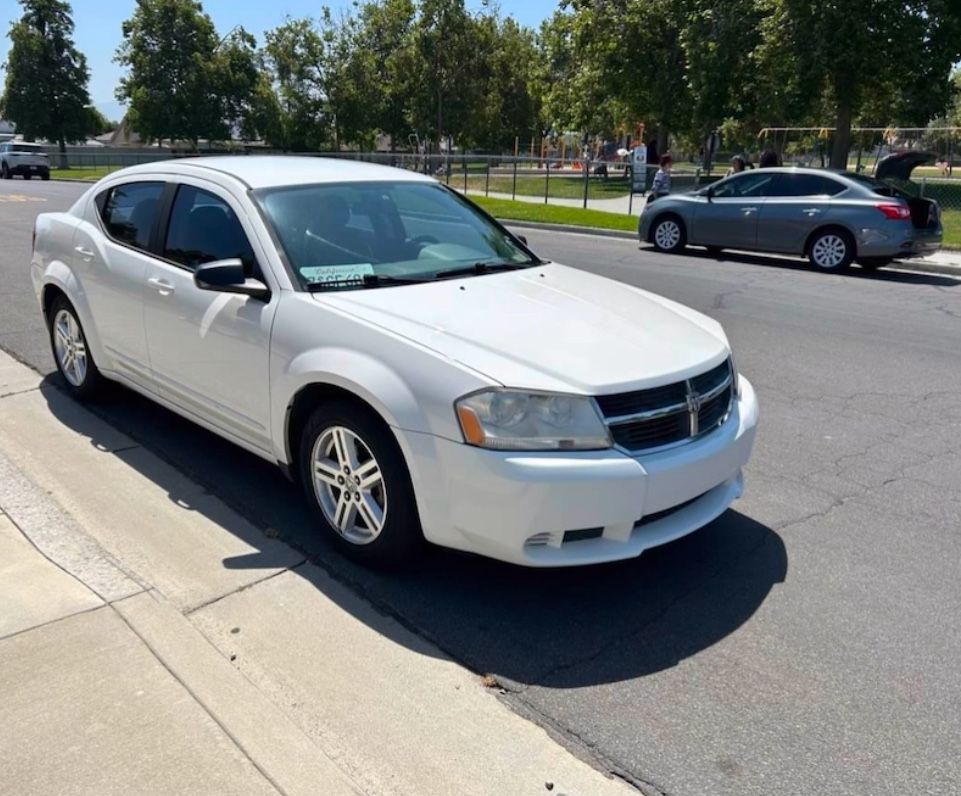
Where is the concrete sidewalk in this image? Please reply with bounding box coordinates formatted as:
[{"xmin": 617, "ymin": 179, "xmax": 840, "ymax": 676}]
[{"xmin": 0, "ymin": 350, "xmax": 636, "ymax": 796}]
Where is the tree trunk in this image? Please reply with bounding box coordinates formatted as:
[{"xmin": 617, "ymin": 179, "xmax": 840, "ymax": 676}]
[
  {"xmin": 58, "ymin": 136, "xmax": 68, "ymax": 170},
  {"xmin": 656, "ymin": 125, "xmax": 669, "ymax": 157},
  {"xmin": 830, "ymin": 102, "xmax": 852, "ymax": 170}
]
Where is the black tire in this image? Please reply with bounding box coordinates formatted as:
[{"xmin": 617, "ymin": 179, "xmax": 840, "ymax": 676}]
[
  {"xmin": 47, "ymin": 295, "xmax": 108, "ymax": 400},
  {"xmin": 41, "ymin": 171, "xmax": 50, "ymax": 181},
  {"xmin": 298, "ymin": 399, "xmax": 423, "ymax": 566},
  {"xmin": 857, "ymin": 257, "xmax": 892, "ymax": 272},
  {"xmin": 1, "ymin": 163, "xmax": 9, "ymax": 179},
  {"xmin": 650, "ymin": 214, "xmax": 687, "ymax": 253},
  {"xmin": 807, "ymin": 228, "xmax": 855, "ymax": 271}
]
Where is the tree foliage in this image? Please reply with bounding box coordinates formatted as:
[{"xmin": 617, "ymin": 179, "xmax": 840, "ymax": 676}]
[
  {"xmin": 115, "ymin": 0, "xmax": 260, "ymax": 147},
  {"xmin": 1, "ymin": 0, "xmax": 91, "ymax": 155}
]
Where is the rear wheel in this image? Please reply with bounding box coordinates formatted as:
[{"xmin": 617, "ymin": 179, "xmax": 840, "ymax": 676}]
[
  {"xmin": 48, "ymin": 296, "xmax": 107, "ymax": 400},
  {"xmin": 651, "ymin": 215, "xmax": 686, "ymax": 253},
  {"xmin": 298, "ymin": 400, "xmax": 423, "ymax": 566},
  {"xmin": 808, "ymin": 229, "xmax": 854, "ymax": 271},
  {"xmin": 857, "ymin": 257, "xmax": 892, "ymax": 272}
]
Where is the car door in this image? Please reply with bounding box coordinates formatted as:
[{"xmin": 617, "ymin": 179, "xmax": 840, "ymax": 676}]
[
  {"xmin": 71, "ymin": 180, "xmax": 166, "ymax": 389},
  {"xmin": 756, "ymin": 173, "xmax": 846, "ymax": 253},
  {"xmin": 691, "ymin": 171, "xmax": 777, "ymax": 249},
  {"xmin": 142, "ymin": 181, "xmax": 277, "ymax": 453}
]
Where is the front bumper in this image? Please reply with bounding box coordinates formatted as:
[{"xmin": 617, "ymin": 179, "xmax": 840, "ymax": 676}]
[{"xmin": 404, "ymin": 376, "xmax": 759, "ymax": 567}]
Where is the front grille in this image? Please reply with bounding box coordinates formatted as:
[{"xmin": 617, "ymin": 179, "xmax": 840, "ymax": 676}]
[
  {"xmin": 597, "ymin": 359, "xmax": 734, "ymax": 454},
  {"xmin": 610, "ymin": 411, "xmax": 689, "ymax": 450}
]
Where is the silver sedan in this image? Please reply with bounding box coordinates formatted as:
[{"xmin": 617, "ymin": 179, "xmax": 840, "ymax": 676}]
[{"xmin": 638, "ymin": 166, "xmax": 942, "ymax": 272}]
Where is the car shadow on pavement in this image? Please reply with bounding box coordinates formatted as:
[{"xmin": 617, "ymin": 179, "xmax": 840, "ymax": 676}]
[
  {"xmin": 642, "ymin": 245, "xmax": 961, "ymax": 286},
  {"xmin": 41, "ymin": 375, "xmax": 787, "ymax": 689}
]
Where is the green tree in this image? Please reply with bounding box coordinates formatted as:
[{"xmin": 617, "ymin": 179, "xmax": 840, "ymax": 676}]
[
  {"xmin": 84, "ymin": 105, "xmax": 114, "ymax": 136},
  {"xmin": 757, "ymin": 0, "xmax": 961, "ymax": 168},
  {"xmin": 349, "ymin": 0, "xmax": 419, "ymax": 151},
  {"xmin": 411, "ymin": 0, "xmax": 483, "ymax": 151},
  {"xmin": 116, "ymin": 0, "xmax": 259, "ymax": 148},
  {"xmin": 261, "ymin": 17, "xmax": 327, "ymax": 150},
  {"xmin": 1, "ymin": 0, "xmax": 91, "ymax": 165}
]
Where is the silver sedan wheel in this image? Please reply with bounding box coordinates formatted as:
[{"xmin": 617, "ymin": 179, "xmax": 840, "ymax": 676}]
[
  {"xmin": 53, "ymin": 309, "xmax": 88, "ymax": 387},
  {"xmin": 654, "ymin": 219, "xmax": 681, "ymax": 250},
  {"xmin": 811, "ymin": 234, "xmax": 848, "ymax": 269},
  {"xmin": 311, "ymin": 426, "xmax": 387, "ymax": 545}
]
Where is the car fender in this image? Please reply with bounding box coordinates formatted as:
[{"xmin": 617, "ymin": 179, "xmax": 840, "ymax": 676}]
[
  {"xmin": 37, "ymin": 261, "xmax": 109, "ymax": 369},
  {"xmin": 274, "ymin": 345, "xmax": 454, "ymax": 464}
]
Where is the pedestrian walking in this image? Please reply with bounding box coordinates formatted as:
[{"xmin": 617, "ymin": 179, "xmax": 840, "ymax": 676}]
[{"xmin": 648, "ymin": 155, "xmax": 672, "ymax": 202}]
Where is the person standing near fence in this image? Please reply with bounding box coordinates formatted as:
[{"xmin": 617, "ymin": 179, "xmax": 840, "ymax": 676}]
[{"xmin": 648, "ymin": 155, "xmax": 672, "ymax": 202}]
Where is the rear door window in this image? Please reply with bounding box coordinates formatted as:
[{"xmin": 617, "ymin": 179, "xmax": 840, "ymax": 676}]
[
  {"xmin": 770, "ymin": 173, "xmax": 845, "ymax": 197},
  {"xmin": 712, "ymin": 172, "xmax": 778, "ymax": 198},
  {"xmin": 98, "ymin": 182, "xmax": 165, "ymax": 251},
  {"xmin": 163, "ymin": 185, "xmax": 257, "ymax": 273}
]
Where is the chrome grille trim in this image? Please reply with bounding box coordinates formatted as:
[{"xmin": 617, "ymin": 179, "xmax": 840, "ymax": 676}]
[{"xmin": 594, "ymin": 359, "xmax": 735, "ymax": 455}]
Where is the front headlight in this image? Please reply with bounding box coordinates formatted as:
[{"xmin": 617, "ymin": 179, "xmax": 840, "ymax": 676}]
[{"xmin": 456, "ymin": 390, "xmax": 612, "ymax": 451}]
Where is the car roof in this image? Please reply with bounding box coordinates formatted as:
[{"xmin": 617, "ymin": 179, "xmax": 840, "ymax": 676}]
[{"xmin": 114, "ymin": 155, "xmax": 436, "ymax": 190}]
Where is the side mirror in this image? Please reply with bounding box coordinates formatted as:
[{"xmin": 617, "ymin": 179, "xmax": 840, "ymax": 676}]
[
  {"xmin": 517, "ymin": 234, "xmax": 528, "ymax": 245},
  {"xmin": 706, "ymin": 186, "xmax": 715, "ymax": 202},
  {"xmin": 194, "ymin": 258, "xmax": 270, "ymax": 300}
]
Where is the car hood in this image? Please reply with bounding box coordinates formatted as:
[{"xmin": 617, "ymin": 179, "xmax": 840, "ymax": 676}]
[
  {"xmin": 317, "ymin": 264, "xmax": 730, "ymax": 395},
  {"xmin": 875, "ymin": 150, "xmax": 934, "ymax": 182}
]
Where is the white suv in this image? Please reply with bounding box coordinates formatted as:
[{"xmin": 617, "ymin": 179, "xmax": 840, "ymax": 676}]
[
  {"xmin": 31, "ymin": 156, "xmax": 758, "ymax": 567},
  {"xmin": 1, "ymin": 141, "xmax": 50, "ymax": 180}
]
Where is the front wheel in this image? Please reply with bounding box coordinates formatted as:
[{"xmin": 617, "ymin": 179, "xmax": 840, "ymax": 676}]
[
  {"xmin": 298, "ymin": 400, "xmax": 423, "ymax": 566},
  {"xmin": 41, "ymin": 171, "xmax": 50, "ymax": 181},
  {"xmin": 650, "ymin": 215, "xmax": 686, "ymax": 253},
  {"xmin": 1, "ymin": 163, "xmax": 9, "ymax": 179},
  {"xmin": 48, "ymin": 296, "xmax": 107, "ymax": 399},
  {"xmin": 808, "ymin": 229, "xmax": 854, "ymax": 271}
]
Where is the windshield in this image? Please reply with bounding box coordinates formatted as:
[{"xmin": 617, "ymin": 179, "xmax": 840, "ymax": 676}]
[{"xmin": 255, "ymin": 181, "xmax": 536, "ymax": 289}]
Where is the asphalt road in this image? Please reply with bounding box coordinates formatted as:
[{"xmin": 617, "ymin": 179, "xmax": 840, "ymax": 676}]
[{"xmin": 3, "ymin": 179, "xmax": 961, "ymax": 796}]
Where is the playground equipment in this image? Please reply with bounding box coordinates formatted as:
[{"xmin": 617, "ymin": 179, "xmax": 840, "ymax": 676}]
[{"xmin": 757, "ymin": 126, "xmax": 961, "ymax": 175}]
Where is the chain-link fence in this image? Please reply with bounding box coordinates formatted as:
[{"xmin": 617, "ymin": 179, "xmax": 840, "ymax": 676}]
[{"xmin": 31, "ymin": 147, "xmax": 712, "ymax": 216}]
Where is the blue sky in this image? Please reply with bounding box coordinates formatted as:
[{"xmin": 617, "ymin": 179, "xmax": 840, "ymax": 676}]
[{"xmin": 1, "ymin": 0, "xmax": 559, "ymax": 121}]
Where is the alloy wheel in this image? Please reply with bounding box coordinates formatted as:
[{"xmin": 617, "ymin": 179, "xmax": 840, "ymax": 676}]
[
  {"xmin": 654, "ymin": 219, "xmax": 681, "ymax": 250},
  {"xmin": 811, "ymin": 234, "xmax": 848, "ymax": 269},
  {"xmin": 311, "ymin": 425, "xmax": 387, "ymax": 545},
  {"xmin": 53, "ymin": 308, "xmax": 88, "ymax": 387}
]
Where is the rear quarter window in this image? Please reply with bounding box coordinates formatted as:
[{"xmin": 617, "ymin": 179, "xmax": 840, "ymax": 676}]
[{"xmin": 97, "ymin": 182, "xmax": 165, "ymax": 251}]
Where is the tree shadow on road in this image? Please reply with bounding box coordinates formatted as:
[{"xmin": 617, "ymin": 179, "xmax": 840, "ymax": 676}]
[{"xmin": 41, "ymin": 375, "xmax": 787, "ymax": 689}]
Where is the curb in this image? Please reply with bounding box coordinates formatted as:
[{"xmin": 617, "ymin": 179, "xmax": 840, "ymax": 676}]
[{"xmin": 500, "ymin": 219, "xmax": 961, "ymax": 278}]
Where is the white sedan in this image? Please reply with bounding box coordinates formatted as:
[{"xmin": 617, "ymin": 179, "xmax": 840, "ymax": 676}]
[{"xmin": 31, "ymin": 156, "xmax": 758, "ymax": 567}]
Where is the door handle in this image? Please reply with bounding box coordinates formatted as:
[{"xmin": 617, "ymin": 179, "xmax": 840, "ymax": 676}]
[
  {"xmin": 74, "ymin": 245, "xmax": 95, "ymax": 259},
  {"xmin": 742, "ymin": 207, "xmax": 758, "ymax": 214},
  {"xmin": 802, "ymin": 208, "xmax": 822, "ymax": 215},
  {"xmin": 147, "ymin": 277, "xmax": 175, "ymax": 294}
]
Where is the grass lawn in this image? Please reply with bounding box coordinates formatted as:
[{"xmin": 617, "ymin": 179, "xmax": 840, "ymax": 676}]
[
  {"xmin": 51, "ymin": 166, "xmax": 117, "ymax": 180},
  {"xmin": 471, "ymin": 195, "xmax": 637, "ymax": 233},
  {"xmin": 462, "ymin": 173, "xmax": 632, "ymax": 200}
]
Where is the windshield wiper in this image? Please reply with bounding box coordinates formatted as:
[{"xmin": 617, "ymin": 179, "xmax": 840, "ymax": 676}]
[
  {"xmin": 305, "ymin": 273, "xmax": 429, "ymax": 291},
  {"xmin": 432, "ymin": 261, "xmax": 537, "ymax": 280}
]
